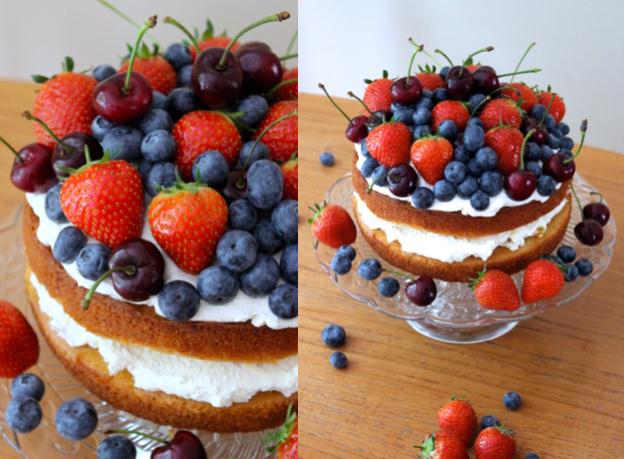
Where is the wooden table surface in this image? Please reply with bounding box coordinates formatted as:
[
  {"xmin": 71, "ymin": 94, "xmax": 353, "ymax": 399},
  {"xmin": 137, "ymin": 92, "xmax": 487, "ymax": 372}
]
[{"xmin": 299, "ymin": 93, "xmax": 624, "ymax": 458}]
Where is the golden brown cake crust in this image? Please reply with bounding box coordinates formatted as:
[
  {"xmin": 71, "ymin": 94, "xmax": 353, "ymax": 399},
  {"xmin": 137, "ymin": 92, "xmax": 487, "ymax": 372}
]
[
  {"xmin": 352, "ymin": 153, "xmax": 571, "ymax": 237},
  {"xmin": 354, "ymin": 195, "xmax": 571, "ymax": 282},
  {"xmin": 27, "ymin": 277, "xmax": 297, "ymax": 432},
  {"xmin": 23, "ymin": 205, "xmax": 296, "ymax": 363}
]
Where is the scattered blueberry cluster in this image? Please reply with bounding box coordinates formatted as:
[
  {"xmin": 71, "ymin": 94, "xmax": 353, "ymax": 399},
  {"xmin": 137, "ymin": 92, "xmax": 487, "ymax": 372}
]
[
  {"xmin": 321, "ymin": 323, "xmax": 348, "ymax": 369},
  {"xmin": 320, "ymin": 151, "xmax": 335, "ymax": 167},
  {"xmin": 546, "ymin": 244, "xmax": 593, "ymax": 282},
  {"xmin": 503, "ymin": 391, "xmax": 522, "ymax": 411}
]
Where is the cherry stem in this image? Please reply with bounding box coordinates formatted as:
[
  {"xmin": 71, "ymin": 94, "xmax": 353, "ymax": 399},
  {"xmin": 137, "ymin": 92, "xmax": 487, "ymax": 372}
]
[
  {"xmin": 21, "ymin": 111, "xmax": 72, "ymax": 152},
  {"xmin": 105, "ymin": 429, "xmax": 167, "ymax": 444},
  {"xmin": 511, "ymin": 42, "xmax": 536, "ymax": 83},
  {"xmin": 286, "ymin": 30, "xmax": 298, "ymax": 56},
  {"xmin": 347, "ymin": 91, "xmax": 373, "ymax": 115},
  {"xmin": 564, "ymin": 119, "xmax": 587, "ymax": 163},
  {"xmin": 266, "ymin": 77, "xmax": 298, "ymax": 96},
  {"xmin": 463, "ymin": 46, "xmax": 494, "ymax": 66},
  {"xmin": 520, "ymin": 129, "xmax": 535, "ymax": 170},
  {"xmin": 405, "ymin": 42, "xmax": 424, "ymax": 85},
  {"xmin": 163, "ymin": 16, "xmax": 200, "ymax": 53},
  {"xmin": 279, "ymin": 53, "xmax": 298, "ymax": 61},
  {"xmin": 570, "ymin": 184, "xmax": 584, "ymax": 215},
  {"xmin": 123, "ymin": 16, "xmax": 158, "ymax": 94},
  {"xmin": 242, "ymin": 109, "xmax": 297, "ymax": 171},
  {"xmin": 82, "ymin": 265, "xmax": 136, "ymax": 310},
  {"xmin": 408, "ymin": 39, "xmax": 439, "ymax": 65},
  {"xmin": 318, "ymin": 83, "xmax": 350, "ymax": 122},
  {"xmin": 217, "ymin": 11, "xmax": 291, "ymax": 70},
  {"xmin": 97, "ymin": 0, "xmax": 159, "ymax": 45},
  {"xmin": 434, "ymin": 48, "xmax": 454, "ymax": 67},
  {"xmin": 0, "ymin": 136, "xmax": 21, "ymax": 162},
  {"xmin": 538, "ymin": 91, "xmax": 556, "ymax": 126},
  {"xmin": 497, "ymin": 68, "xmax": 541, "ymax": 78},
  {"xmin": 590, "ymin": 191, "xmax": 604, "ymax": 203}
]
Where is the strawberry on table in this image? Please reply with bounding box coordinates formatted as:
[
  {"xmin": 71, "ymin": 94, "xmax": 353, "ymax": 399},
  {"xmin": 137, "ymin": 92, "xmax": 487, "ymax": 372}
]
[
  {"xmin": 484, "ymin": 126, "xmax": 524, "ymax": 175},
  {"xmin": 309, "ymin": 203, "xmax": 357, "ymax": 249},
  {"xmin": 0, "ymin": 300, "xmax": 39, "ymax": 378},
  {"xmin": 282, "ymin": 154, "xmax": 298, "ymax": 200},
  {"xmin": 479, "ymin": 99, "xmax": 523, "ymax": 131},
  {"xmin": 501, "ymin": 82, "xmax": 537, "ymax": 112},
  {"xmin": 410, "ymin": 135, "xmax": 453, "ymax": 184},
  {"xmin": 363, "ymin": 72, "xmax": 393, "ymax": 112},
  {"xmin": 418, "ymin": 432, "xmax": 469, "ymax": 459},
  {"xmin": 432, "ymin": 100, "xmax": 470, "ymax": 131},
  {"xmin": 254, "ymin": 100, "xmax": 298, "ymax": 162},
  {"xmin": 366, "ymin": 122, "xmax": 412, "ymax": 167},
  {"xmin": 263, "ymin": 405, "xmax": 298, "ymax": 459},
  {"xmin": 521, "ymin": 259, "xmax": 565, "ymax": 303},
  {"xmin": 437, "ymin": 397, "xmax": 478, "ymax": 447},
  {"xmin": 119, "ymin": 44, "xmax": 177, "ymax": 94},
  {"xmin": 538, "ymin": 90, "xmax": 566, "ymax": 123},
  {"xmin": 470, "ymin": 269, "xmax": 520, "ymax": 311},
  {"xmin": 473, "ymin": 426, "xmax": 517, "ymax": 459}
]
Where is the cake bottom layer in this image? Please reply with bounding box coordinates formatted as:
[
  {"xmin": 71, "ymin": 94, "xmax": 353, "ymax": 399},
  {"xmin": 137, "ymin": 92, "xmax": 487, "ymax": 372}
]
[
  {"xmin": 354, "ymin": 195, "xmax": 572, "ymax": 282},
  {"xmin": 26, "ymin": 274, "xmax": 297, "ymax": 432}
]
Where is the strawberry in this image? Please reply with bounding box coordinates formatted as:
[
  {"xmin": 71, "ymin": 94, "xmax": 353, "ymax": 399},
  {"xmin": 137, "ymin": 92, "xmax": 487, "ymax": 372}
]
[
  {"xmin": 416, "ymin": 65, "xmax": 445, "ymax": 91},
  {"xmin": 474, "ymin": 426, "xmax": 516, "ymax": 459},
  {"xmin": 119, "ymin": 45, "xmax": 177, "ymax": 94},
  {"xmin": 437, "ymin": 398, "xmax": 478, "ymax": 447},
  {"xmin": 479, "ymin": 99, "xmax": 523, "ymax": 131},
  {"xmin": 470, "ymin": 269, "xmax": 520, "ymax": 311},
  {"xmin": 60, "ymin": 156, "xmax": 144, "ymax": 248},
  {"xmin": 148, "ymin": 181, "xmax": 228, "ymax": 274},
  {"xmin": 366, "ymin": 122, "xmax": 412, "ymax": 167},
  {"xmin": 274, "ymin": 67, "xmax": 298, "ymax": 101},
  {"xmin": 432, "ymin": 100, "xmax": 470, "ymax": 131},
  {"xmin": 538, "ymin": 90, "xmax": 566, "ymax": 123},
  {"xmin": 363, "ymin": 74, "xmax": 393, "ymax": 112},
  {"xmin": 263, "ymin": 405, "xmax": 298, "ymax": 459},
  {"xmin": 309, "ymin": 203, "xmax": 356, "ymax": 249},
  {"xmin": 501, "ymin": 82, "xmax": 538, "ymax": 112},
  {"xmin": 484, "ymin": 126, "xmax": 523, "ymax": 175},
  {"xmin": 282, "ymin": 155, "xmax": 298, "ymax": 200},
  {"xmin": 254, "ymin": 100, "xmax": 298, "ymax": 162},
  {"xmin": 419, "ymin": 432, "xmax": 468, "ymax": 459},
  {"xmin": 173, "ymin": 111, "xmax": 242, "ymax": 179},
  {"xmin": 0, "ymin": 301, "xmax": 39, "ymax": 378},
  {"xmin": 521, "ymin": 259, "xmax": 565, "ymax": 303},
  {"xmin": 32, "ymin": 58, "xmax": 97, "ymax": 149},
  {"xmin": 410, "ymin": 136, "xmax": 453, "ymax": 184}
]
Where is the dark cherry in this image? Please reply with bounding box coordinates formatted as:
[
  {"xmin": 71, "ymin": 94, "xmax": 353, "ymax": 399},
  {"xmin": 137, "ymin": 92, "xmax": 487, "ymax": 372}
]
[
  {"xmin": 405, "ymin": 275, "xmax": 437, "ymax": 306},
  {"xmin": 109, "ymin": 239, "xmax": 165, "ymax": 301},
  {"xmin": 345, "ymin": 115, "xmax": 369, "ymax": 143},
  {"xmin": 387, "ymin": 164, "xmax": 418, "ymax": 197},
  {"xmin": 222, "ymin": 170, "xmax": 248, "ymax": 203},
  {"xmin": 5, "ymin": 140, "xmax": 57, "ymax": 192},
  {"xmin": 472, "ymin": 65, "xmax": 499, "ymax": 94},
  {"xmin": 445, "ymin": 66, "xmax": 474, "ymax": 100},
  {"xmin": 192, "ymin": 47, "xmax": 243, "ymax": 109},
  {"xmin": 583, "ymin": 202, "xmax": 610, "ymax": 226},
  {"xmin": 504, "ymin": 170, "xmax": 537, "ymax": 201},
  {"xmin": 391, "ymin": 77, "xmax": 423, "ymax": 105},
  {"xmin": 523, "ymin": 118, "xmax": 548, "ymax": 145},
  {"xmin": 236, "ymin": 41, "xmax": 272, "ymax": 54},
  {"xmin": 574, "ymin": 219, "xmax": 604, "ymax": 246},
  {"xmin": 237, "ymin": 46, "xmax": 283, "ymax": 94},
  {"xmin": 52, "ymin": 133, "xmax": 103, "ymax": 177},
  {"xmin": 542, "ymin": 153, "xmax": 575, "ymax": 182},
  {"xmin": 151, "ymin": 431, "xmax": 207, "ymax": 459}
]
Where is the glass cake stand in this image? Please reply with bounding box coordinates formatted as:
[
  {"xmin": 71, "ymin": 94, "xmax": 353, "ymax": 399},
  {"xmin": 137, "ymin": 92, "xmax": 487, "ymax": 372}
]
[
  {"xmin": 313, "ymin": 174, "xmax": 616, "ymax": 344},
  {"xmin": 0, "ymin": 206, "xmax": 274, "ymax": 458}
]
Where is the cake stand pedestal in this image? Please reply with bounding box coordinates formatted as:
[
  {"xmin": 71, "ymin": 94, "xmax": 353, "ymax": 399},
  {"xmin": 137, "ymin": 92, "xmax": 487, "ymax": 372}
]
[{"xmin": 407, "ymin": 319, "xmax": 518, "ymax": 344}]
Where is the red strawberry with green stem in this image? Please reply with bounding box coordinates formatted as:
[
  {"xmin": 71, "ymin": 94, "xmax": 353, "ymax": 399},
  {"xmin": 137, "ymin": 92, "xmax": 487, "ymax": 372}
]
[
  {"xmin": 273, "ymin": 67, "xmax": 298, "ymax": 101},
  {"xmin": 437, "ymin": 397, "xmax": 478, "ymax": 447},
  {"xmin": 479, "ymin": 98, "xmax": 523, "ymax": 131},
  {"xmin": 521, "ymin": 259, "xmax": 565, "ymax": 303},
  {"xmin": 410, "ymin": 135, "xmax": 453, "ymax": 184},
  {"xmin": 363, "ymin": 70, "xmax": 393, "ymax": 113},
  {"xmin": 417, "ymin": 432, "xmax": 468, "ymax": 459},
  {"xmin": 501, "ymin": 82, "xmax": 537, "ymax": 111},
  {"xmin": 263, "ymin": 404, "xmax": 298, "ymax": 459},
  {"xmin": 282, "ymin": 154, "xmax": 298, "ymax": 200},
  {"xmin": 470, "ymin": 269, "xmax": 520, "ymax": 311},
  {"xmin": 474, "ymin": 426, "xmax": 516, "ymax": 459},
  {"xmin": 309, "ymin": 203, "xmax": 357, "ymax": 249},
  {"xmin": 119, "ymin": 43, "xmax": 177, "ymax": 94},
  {"xmin": 416, "ymin": 64, "xmax": 445, "ymax": 91},
  {"xmin": 485, "ymin": 125, "xmax": 524, "ymax": 175},
  {"xmin": 366, "ymin": 122, "xmax": 412, "ymax": 167},
  {"xmin": 538, "ymin": 89, "xmax": 566, "ymax": 123},
  {"xmin": 0, "ymin": 300, "xmax": 39, "ymax": 378},
  {"xmin": 432, "ymin": 100, "xmax": 470, "ymax": 131},
  {"xmin": 253, "ymin": 100, "xmax": 298, "ymax": 162}
]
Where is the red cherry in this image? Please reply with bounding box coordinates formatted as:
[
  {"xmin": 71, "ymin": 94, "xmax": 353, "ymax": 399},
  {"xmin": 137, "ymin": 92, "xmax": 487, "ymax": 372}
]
[
  {"xmin": 391, "ymin": 77, "xmax": 423, "ymax": 105},
  {"xmin": 523, "ymin": 118, "xmax": 548, "ymax": 145},
  {"xmin": 405, "ymin": 275, "xmax": 437, "ymax": 306},
  {"xmin": 237, "ymin": 44, "xmax": 283, "ymax": 93},
  {"xmin": 52, "ymin": 133, "xmax": 103, "ymax": 178},
  {"xmin": 3, "ymin": 137, "xmax": 57, "ymax": 192},
  {"xmin": 152, "ymin": 431, "xmax": 207, "ymax": 459},
  {"xmin": 504, "ymin": 170, "xmax": 537, "ymax": 201},
  {"xmin": 582, "ymin": 202, "xmax": 610, "ymax": 226},
  {"xmin": 346, "ymin": 116, "xmax": 368, "ymax": 143},
  {"xmin": 574, "ymin": 219, "xmax": 604, "ymax": 246},
  {"xmin": 472, "ymin": 65, "xmax": 499, "ymax": 94},
  {"xmin": 445, "ymin": 66, "xmax": 474, "ymax": 100},
  {"xmin": 542, "ymin": 153, "xmax": 575, "ymax": 182},
  {"xmin": 192, "ymin": 48, "xmax": 243, "ymax": 109}
]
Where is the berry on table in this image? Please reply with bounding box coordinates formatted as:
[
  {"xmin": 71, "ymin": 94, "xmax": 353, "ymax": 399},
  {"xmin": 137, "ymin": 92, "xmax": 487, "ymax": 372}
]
[
  {"xmin": 271, "ymin": 200, "xmax": 298, "ymax": 244},
  {"xmin": 45, "ymin": 184, "xmax": 67, "ymax": 223},
  {"xmin": 357, "ymin": 258, "xmax": 382, "ymax": 281},
  {"xmin": 228, "ymin": 199, "xmax": 257, "ymax": 231},
  {"xmin": 320, "ymin": 151, "xmax": 335, "ymax": 167},
  {"xmin": 309, "ymin": 203, "xmax": 357, "ymax": 249},
  {"xmin": 474, "ymin": 426, "xmax": 516, "ymax": 459},
  {"xmin": 197, "ymin": 266, "xmax": 239, "ymax": 304},
  {"xmin": 329, "ymin": 351, "xmax": 348, "ymax": 369},
  {"xmin": 240, "ymin": 254, "xmax": 280, "ymax": 297},
  {"xmin": 331, "ymin": 254, "xmax": 352, "ymax": 275},
  {"xmin": 556, "ymin": 245, "xmax": 576, "ymax": 263},
  {"xmin": 55, "ymin": 398, "xmax": 98, "ymax": 440},
  {"xmin": 503, "ymin": 391, "xmax": 522, "ymax": 411},
  {"xmin": 575, "ymin": 258, "xmax": 593, "ymax": 276},
  {"xmin": 53, "ymin": 226, "xmax": 87, "ymax": 263},
  {"xmin": 269, "ymin": 284, "xmax": 298, "ymax": 319},
  {"xmin": 525, "ymin": 453, "xmax": 540, "ymax": 459},
  {"xmin": 192, "ymin": 151, "xmax": 229, "ymax": 189},
  {"xmin": 158, "ymin": 280, "xmax": 200, "ymax": 322},
  {"xmin": 141, "ymin": 129, "xmax": 177, "ymax": 162},
  {"xmin": 254, "ymin": 219, "xmax": 284, "ymax": 254},
  {"xmin": 437, "ymin": 398, "xmax": 477, "ymax": 446},
  {"xmin": 378, "ymin": 277, "xmax": 400, "ymax": 297},
  {"xmin": 280, "ymin": 244, "xmax": 298, "ymax": 285},
  {"xmin": 216, "ymin": 230, "xmax": 258, "ymax": 273},
  {"xmin": 11, "ymin": 373, "xmax": 45, "ymax": 401},
  {"xmin": 236, "ymin": 95, "xmax": 268, "ymax": 126},
  {"xmin": 145, "ymin": 162, "xmax": 177, "ymax": 196},
  {"xmin": 321, "ymin": 324, "xmax": 346, "ymax": 348},
  {"xmin": 5, "ymin": 397, "xmax": 42, "ymax": 433},
  {"xmin": 97, "ymin": 435, "xmax": 137, "ymax": 459},
  {"xmin": 76, "ymin": 243, "xmax": 111, "ymax": 281}
]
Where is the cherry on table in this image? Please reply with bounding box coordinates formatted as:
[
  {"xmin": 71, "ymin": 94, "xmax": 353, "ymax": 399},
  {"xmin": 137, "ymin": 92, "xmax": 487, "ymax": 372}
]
[
  {"xmin": 391, "ymin": 77, "xmax": 423, "ymax": 105},
  {"xmin": 542, "ymin": 153, "xmax": 575, "ymax": 182},
  {"xmin": 472, "ymin": 65, "xmax": 499, "ymax": 94},
  {"xmin": 505, "ymin": 170, "xmax": 537, "ymax": 201},
  {"xmin": 405, "ymin": 275, "xmax": 437, "ymax": 306},
  {"xmin": 2, "ymin": 136, "xmax": 57, "ymax": 192},
  {"xmin": 151, "ymin": 431, "xmax": 207, "ymax": 459},
  {"xmin": 387, "ymin": 164, "xmax": 418, "ymax": 197},
  {"xmin": 583, "ymin": 201, "xmax": 610, "ymax": 226},
  {"xmin": 574, "ymin": 219, "xmax": 604, "ymax": 246}
]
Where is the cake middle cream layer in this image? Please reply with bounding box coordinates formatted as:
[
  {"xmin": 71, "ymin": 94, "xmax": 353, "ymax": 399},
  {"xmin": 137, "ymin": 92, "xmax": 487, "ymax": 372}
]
[
  {"xmin": 29, "ymin": 271, "xmax": 298, "ymax": 408},
  {"xmin": 354, "ymin": 193, "xmax": 568, "ymax": 262}
]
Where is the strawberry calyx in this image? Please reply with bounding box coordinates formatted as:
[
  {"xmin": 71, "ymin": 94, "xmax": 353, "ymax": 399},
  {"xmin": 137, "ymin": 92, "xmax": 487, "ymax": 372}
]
[
  {"xmin": 162, "ymin": 169, "xmax": 210, "ymax": 196},
  {"xmin": 468, "ymin": 269, "xmax": 488, "ymax": 291},
  {"xmin": 124, "ymin": 41, "xmax": 160, "ymax": 60},
  {"xmin": 363, "ymin": 69, "xmax": 389, "ymax": 85},
  {"xmin": 262, "ymin": 403, "xmax": 297, "ymax": 453},
  {"xmin": 490, "ymin": 423, "xmax": 514, "ymax": 437},
  {"xmin": 417, "ymin": 63, "xmax": 438, "ymax": 75},
  {"xmin": 31, "ymin": 56, "xmax": 77, "ymax": 83},
  {"xmin": 416, "ymin": 434, "xmax": 436, "ymax": 456},
  {"xmin": 307, "ymin": 201, "xmax": 327, "ymax": 224}
]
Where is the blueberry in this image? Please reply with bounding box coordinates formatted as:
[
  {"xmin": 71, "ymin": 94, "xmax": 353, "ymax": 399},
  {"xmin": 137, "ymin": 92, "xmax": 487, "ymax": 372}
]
[
  {"xmin": 415, "ymin": 97, "xmax": 433, "ymax": 111},
  {"xmin": 551, "ymin": 127, "xmax": 563, "ymax": 138},
  {"xmin": 177, "ymin": 64, "xmax": 193, "ymax": 88},
  {"xmin": 412, "ymin": 125, "xmax": 431, "ymax": 140},
  {"xmin": 329, "ymin": 351, "xmax": 348, "ymax": 369},
  {"xmin": 237, "ymin": 95, "xmax": 269, "ymax": 125},
  {"xmin": 271, "ymin": 200, "xmax": 298, "ymax": 244},
  {"xmin": 360, "ymin": 157, "xmax": 379, "ymax": 177},
  {"xmin": 76, "ymin": 243, "xmax": 110, "ymax": 280},
  {"xmin": 164, "ymin": 42, "xmax": 192, "ymax": 70},
  {"xmin": 525, "ymin": 161, "xmax": 542, "ymax": 178},
  {"xmin": 540, "ymin": 144, "xmax": 554, "ymax": 160},
  {"xmin": 536, "ymin": 175, "xmax": 556, "ymax": 196},
  {"xmin": 357, "ymin": 258, "xmax": 382, "ymax": 281},
  {"xmin": 138, "ymin": 109, "xmax": 173, "ymax": 134},
  {"xmin": 443, "ymin": 161, "xmax": 466, "ymax": 185},
  {"xmin": 544, "ymin": 114, "xmax": 556, "ymax": 130},
  {"xmin": 466, "ymin": 158, "xmax": 483, "ymax": 177},
  {"xmin": 5, "ymin": 397, "xmax": 42, "ymax": 433},
  {"xmin": 102, "ymin": 126, "xmax": 143, "ymax": 162},
  {"xmin": 320, "ymin": 151, "xmax": 335, "ymax": 167},
  {"xmin": 158, "ymin": 280, "xmax": 200, "ymax": 321},
  {"xmin": 378, "ymin": 277, "xmax": 400, "ymax": 297},
  {"xmin": 480, "ymin": 415, "xmax": 501, "ymax": 430},
  {"xmin": 192, "ymin": 150, "xmax": 229, "ymax": 189},
  {"xmin": 216, "ymin": 230, "xmax": 258, "ymax": 272},
  {"xmin": 145, "ymin": 162, "xmax": 177, "ymax": 196},
  {"xmin": 479, "ymin": 171, "xmax": 504, "ymax": 196},
  {"xmin": 558, "ymin": 122, "xmax": 570, "ymax": 135},
  {"xmin": 422, "ymin": 90, "xmax": 433, "ymax": 98},
  {"xmin": 92, "ymin": 64, "xmax": 116, "ymax": 82},
  {"xmin": 238, "ymin": 141, "xmax": 270, "ymax": 168},
  {"xmin": 45, "ymin": 184, "xmax": 67, "ymax": 223},
  {"xmin": 564, "ymin": 264, "xmax": 579, "ymax": 282},
  {"xmin": 331, "ymin": 254, "xmax": 352, "ymax": 275},
  {"xmin": 336, "ymin": 245, "xmax": 356, "ymax": 261},
  {"xmin": 268, "ymin": 284, "xmax": 298, "ymax": 319},
  {"xmin": 524, "ymin": 142, "xmax": 541, "ymax": 161},
  {"xmin": 468, "ymin": 93, "xmax": 486, "ymax": 112},
  {"xmin": 55, "ymin": 398, "xmax": 98, "ymax": 440},
  {"xmin": 166, "ymin": 87, "xmax": 197, "ymax": 119},
  {"xmin": 138, "ymin": 160, "xmax": 154, "ymax": 182},
  {"xmin": 525, "ymin": 453, "xmax": 540, "ymax": 459},
  {"xmin": 360, "ymin": 140, "xmax": 371, "ymax": 157},
  {"xmin": 151, "ymin": 91, "xmax": 167, "ymax": 110},
  {"xmin": 467, "ymin": 117, "xmax": 484, "ymax": 128},
  {"xmin": 371, "ymin": 165, "xmax": 388, "ymax": 186},
  {"xmin": 141, "ymin": 129, "xmax": 176, "ymax": 162},
  {"xmin": 432, "ymin": 87, "xmax": 448, "ymax": 103},
  {"xmin": 557, "ymin": 245, "xmax": 576, "ymax": 263},
  {"xmin": 229, "ymin": 199, "xmax": 257, "ymax": 231},
  {"xmin": 53, "ymin": 226, "xmax": 87, "ymax": 263},
  {"xmin": 391, "ymin": 103, "xmax": 414, "ymax": 125},
  {"xmin": 457, "ymin": 176, "xmax": 478, "ymax": 198},
  {"xmin": 247, "ymin": 159, "xmax": 283, "ymax": 210},
  {"xmin": 411, "ymin": 187, "xmax": 434, "ymax": 209},
  {"xmin": 412, "ymin": 107, "xmax": 431, "ymax": 125},
  {"xmin": 321, "ymin": 324, "xmax": 346, "ymax": 347},
  {"xmin": 91, "ymin": 115, "xmax": 116, "ymax": 141},
  {"xmin": 438, "ymin": 120, "xmax": 458, "ymax": 139},
  {"xmin": 97, "ymin": 435, "xmax": 137, "ymax": 459},
  {"xmin": 433, "ymin": 180, "xmax": 456, "ymax": 201},
  {"xmin": 11, "ymin": 373, "xmax": 45, "ymax": 401},
  {"xmin": 560, "ymin": 136, "xmax": 574, "ymax": 150},
  {"xmin": 559, "ymin": 148, "xmax": 573, "ymax": 159},
  {"xmin": 530, "ymin": 104, "xmax": 546, "ymax": 119},
  {"xmin": 546, "ymin": 133, "xmax": 560, "ymax": 149},
  {"xmin": 475, "ymin": 147, "xmax": 498, "ymax": 171},
  {"xmin": 453, "ymin": 145, "xmax": 471, "ymax": 163},
  {"xmin": 253, "ymin": 219, "xmax": 284, "ymax": 254},
  {"xmin": 240, "ymin": 254, "xmax": 280, "ymax": 296},
  {"xmin": 575, "ymin": 258, "xmax": 593, "ymax": 276},
  {"xmin": 463, "ymin": 124, "xmax": 485, "ymax": 152},
  {"xmin": 197, "ymin": 266, "xmax": 239, "ymax": 304},
  {"xmin": 280, "ymin": 244, "xmax": 297, "ymax": 285},
  {"xmin": 470, "ymin": 190, "xmax": 490, "ymax": 210},
  {"xmin": 503, "ymin": 391, "xmax": 522, "ymax": 411}
]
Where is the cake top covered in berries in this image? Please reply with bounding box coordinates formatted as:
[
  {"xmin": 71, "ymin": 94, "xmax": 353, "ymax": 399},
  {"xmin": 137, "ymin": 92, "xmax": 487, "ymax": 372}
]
[{"xmin": 7, "ymin": 10, "xmax": 298, "ymax": 327}]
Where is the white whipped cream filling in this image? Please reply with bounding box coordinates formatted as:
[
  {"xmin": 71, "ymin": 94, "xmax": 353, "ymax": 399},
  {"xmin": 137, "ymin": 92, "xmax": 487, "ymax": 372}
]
[
  {"xmin": 30, "ymin": 271, "xmax": 297, "ymax": 407},
  {"xmin": 25, "ymin": 192, "xmax": 296, "ymax": 329},
  {"xmin": 355, "ymin": 143, "xmax": 561, "ymax": 218},
  {"xmin": 354, "ymin": 193, "xmax": 567, "ymax": 262}
]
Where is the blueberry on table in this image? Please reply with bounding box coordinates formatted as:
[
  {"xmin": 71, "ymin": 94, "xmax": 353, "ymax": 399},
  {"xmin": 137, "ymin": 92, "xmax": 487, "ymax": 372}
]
[
  {"xmin": 321, "ymin": 324, "xmax": 346, "ymax": 348},
  {"xmin": 557, "ymin": 245, "xmax": 577, "ymax": 263},
  {"xmin": 237, "ymin": 95, "xmax": 269, "ymax": 126},
  {"xmin": 158, "ymin": 280, "xmax": 200, "ymax": 321},
  {"xmin": 164, "ymin": 42, "xmax": 192, "ymax": 70},
  {"xmin": 525, "ymin": 453, "xmax": 540, "ymax": 459},
  {"xmin": 53, "ymin": 226, "xmax": 87, "ymax": 263},
  {"xmin": 575, "ymin": 258, "xmax": 593, "ymax": 276},
  {"xmin": 331, "ymin": 254, "xmax": 352, "ymax": 275},
  {"xmin": 268, "ymin": 284, "xmax": 298, "ymax": 319},
  {"xmin": 253, "ymin": 219, "xmax": 284, "ymax": 255},
  {"xmin": 280, "ymin": 244, "xmax": 298, "ymax": 285},
  {"xmin": 216, "ymin": 230, "xmax": 258, "ymax": 273},
  {"xmin": 102, "ymin": 126, "xmax": 143, "ymax": 162},
  {"xmin": 480, "ymin": 415, "xmax": 501, "ymax": 430},
  {"xmin": 97, "ymin": 435, "xmax": 137, "ymax": 459},
  {"xmin": 11, "ymin": 373, "xmax": 45, "ymax": 401},
  {"xmin": 330, "ymin": 351, "xmax": 348, "ymax": 369},
  {"xmin": 239, "ymin": 254, "xmax": 280, "ymax": 297},
  {"xmin": 320, "ymin": 151, "xmax": 335, "ymax": 167},
  {"xmin": 378, "ymin": 277, "xmax": 400, "ymax": 297},
  {"xmin": 92, "ymin": 64, "xmax": 116, "ymax": 82},
  {"xmin": 229, "ymin": 199, "xmax": 258, "ymax": 231},
  {"xmin": 145, "ymin": 162, "xmax": 177, "ymax": 196},
  {"xmin": 336, "ymin": 245, "xmax": 356, "ymax": 261},
  {"xmin": 503, "ymin": 391, "xmax": 522, "ymax": 411},
  {"xmin": 192, "ymin": 151, "xmax": 229, "ymax": 189},
  {"xmin": 197, "ymin": 266, "xmax": 239, "ymax": 304},
  {"xmin": 45, "ymin": 184, "xmax": 67, "ymax": 223},
  {"xmin": 138, "ymin": 109, "xmax": 173, "ymax": 135},
  {"xmin": 5, "ymin": 397, "xmax": 42, "ymax": 433},
  {"xmin": 271, "ymin": 200, "xmax": 298, "ymax": 244},
  {"xmin": 55, "ymin": 398, "xmax": 98, "ymax": 440},
  {"xmin": 247, "ymin": 159, "xmax": 283, "ymax": 210},
  {"xmin": 357, "ymin": 258, "xmax": 382, "ymax": 281}
]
